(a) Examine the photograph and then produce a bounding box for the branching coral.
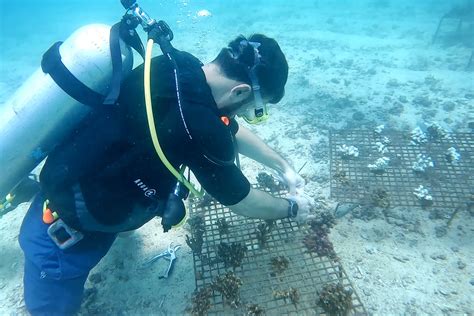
[186,235,203,257]
[317,283,353,316]
[256,172,282,191]
[303,231,336,259]
[190,286,213,316]
[426,122,449,140]
[413,185,433,206]
[308,212,336,234]
[368,157,390,174]
[333,170,350,185]
[273,287,299,307]
[196,193,214,208]
[370,188,390,208]
[254,221,274,248]
[336,145,359,159]
[445,147,461,164]
[217,242,247,269]
[246,304,265,315]
[216,218,230,235]
[212,271,243,308]
[412,154,434,173]
[410,127,428,144]
[188,215,205,235]
[270,256,289,275]
[304,212,337,259]
[186,215,206,257]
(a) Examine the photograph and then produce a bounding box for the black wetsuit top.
[40,50,250,229]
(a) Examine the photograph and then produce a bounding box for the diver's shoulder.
[174,50,204,67]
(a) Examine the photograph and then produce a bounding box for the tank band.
[41,41,107,107]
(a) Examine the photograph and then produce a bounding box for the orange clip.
[43,208,56,224]
[220,116,230,126]
[42,200,58,224]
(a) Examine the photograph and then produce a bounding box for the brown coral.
[370,188,390,208]
[247,304,265,315]
[270,256,289,275]
[303,232,336,259]
[186,215,206,257]
[217,242,247,269]
[273,287,299,307]
[190,286,213,316]
[216,218,231,235]
[317,283,353,316]
[256,172,282,191]
[212,271,243,308]
[304,212,337,258]
[255,221,274,248]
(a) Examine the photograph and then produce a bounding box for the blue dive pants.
[19,193,116,315]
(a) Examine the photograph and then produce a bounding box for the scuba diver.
[15,2,314,315]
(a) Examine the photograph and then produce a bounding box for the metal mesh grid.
[189,186,366,315]
[330,130,474,209]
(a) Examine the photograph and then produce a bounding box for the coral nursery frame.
[330,129,474,210]
[189,186,366,315]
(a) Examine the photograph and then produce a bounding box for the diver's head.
[205,34,288,122]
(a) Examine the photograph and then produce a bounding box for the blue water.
[1,1,472,110]
[0,0,473,314]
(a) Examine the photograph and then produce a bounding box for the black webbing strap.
[104,20,147,104]
[103,23,123,105]
[41,41,106,107]
[119,17,145,60]
[41,23,128,107]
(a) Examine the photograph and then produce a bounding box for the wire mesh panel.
[189,186,366,315]
[330,130,474,209]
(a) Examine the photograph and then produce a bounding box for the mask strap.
[228,38,267,121]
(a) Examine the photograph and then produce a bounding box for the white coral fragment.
[368,157,390,173]
[412,154,434,173]
[445,147,460,164]
[337,144,359,158]
[413,185,433,202]
[411,127,427,145]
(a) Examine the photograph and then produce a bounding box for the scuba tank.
[0,24,134,199]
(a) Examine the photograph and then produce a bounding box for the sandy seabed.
[1,1,473,315]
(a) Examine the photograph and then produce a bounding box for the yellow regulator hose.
[143,39,203,197]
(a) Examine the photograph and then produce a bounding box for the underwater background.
[0,0,473,314]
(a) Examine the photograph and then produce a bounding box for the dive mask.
[240,102,269,124]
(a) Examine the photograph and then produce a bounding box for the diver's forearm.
[236,125,291,173]
[229,187,288,220]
